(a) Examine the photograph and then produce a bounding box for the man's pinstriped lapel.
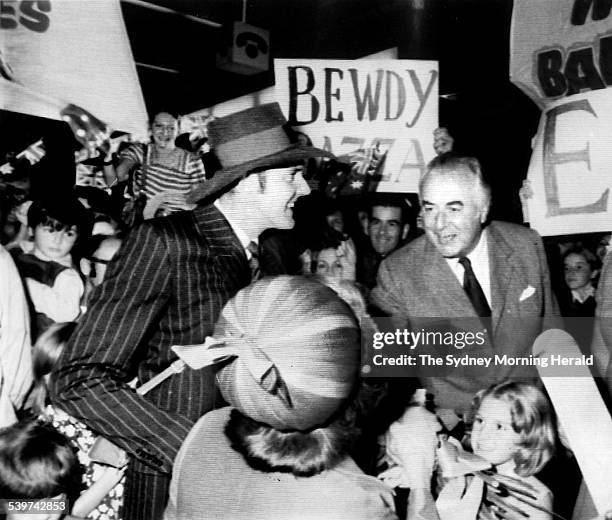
[192,204,245,256]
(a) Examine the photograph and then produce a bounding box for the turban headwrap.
[210,276,360,431]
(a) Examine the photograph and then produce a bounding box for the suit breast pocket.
[516,285,543,316]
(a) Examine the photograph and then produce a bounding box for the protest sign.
[274,59,438,193]
[526,89,612,235]
[511,0,612,235]
[0,0,148,139]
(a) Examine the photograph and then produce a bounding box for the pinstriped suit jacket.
[50,204,251,475]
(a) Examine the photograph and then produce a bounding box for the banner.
[184,50,439,194]
[511,0,612,235]
[526,89,612,235]
[0,0,148,139]
[274,59,438,193]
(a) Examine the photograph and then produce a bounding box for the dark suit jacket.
[370,220,560,414]
[51,204,250,471]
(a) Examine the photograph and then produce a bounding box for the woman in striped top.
[103,112,206,216]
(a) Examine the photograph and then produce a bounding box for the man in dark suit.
[371,153,560,428]
[50,103,333,520]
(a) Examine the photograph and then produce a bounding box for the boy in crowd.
[0,420,81,520]
[13,196,92,338]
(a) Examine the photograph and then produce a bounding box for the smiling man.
[370,153,560,425]
[51,103,333,520]
[357,193,413,290]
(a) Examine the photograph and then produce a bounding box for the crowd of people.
[0,102,611,520]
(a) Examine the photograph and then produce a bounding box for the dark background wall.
[1,0,540,221]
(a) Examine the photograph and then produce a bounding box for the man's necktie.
[247,241,262,281]
[458,256,491,317]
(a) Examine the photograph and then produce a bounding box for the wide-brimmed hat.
[187,103,334,203]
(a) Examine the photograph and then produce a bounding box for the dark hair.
[27,196,93,241]
[365,193,412,226]
[224,409,358,477]
[562,245,600,272]
[0,419,81,500]
[149,109,179,123]
[31,322,77,416]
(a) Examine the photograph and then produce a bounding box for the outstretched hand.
[379,406,442,489]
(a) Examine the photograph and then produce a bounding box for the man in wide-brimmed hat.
[51,103,334,520]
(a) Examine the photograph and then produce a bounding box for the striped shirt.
[121,143,206,212]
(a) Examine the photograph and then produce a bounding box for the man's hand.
[143,192,196,219]
[335,239,357,281]
[518,179,533,202]
[481,473,553,520]
[433,127,454,155]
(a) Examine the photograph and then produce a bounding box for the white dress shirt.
[445,229,491,307]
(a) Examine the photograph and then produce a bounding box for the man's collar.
[445,228,487,267]
[192,204,247,255]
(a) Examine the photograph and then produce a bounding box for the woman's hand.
[379,406,442,489]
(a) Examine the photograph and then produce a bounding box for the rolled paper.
[136,359,185,396]
[533,329,612,515]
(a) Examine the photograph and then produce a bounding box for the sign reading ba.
[511,0,612,235]
[275,59,438,193]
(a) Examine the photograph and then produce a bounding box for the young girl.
[32,322,126,520]
[381,381,556,520]
[466,381,555,519]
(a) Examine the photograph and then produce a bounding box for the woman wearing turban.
[164,276,397,520]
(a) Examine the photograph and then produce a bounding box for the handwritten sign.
[274,59,438,193]
[512,0,612,235]
[0,0,147,139]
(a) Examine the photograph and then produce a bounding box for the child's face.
[471,396,521,468]
[33,223,78,261]
[564,253,594,291]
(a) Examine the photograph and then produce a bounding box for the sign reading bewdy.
[274,59,438,193]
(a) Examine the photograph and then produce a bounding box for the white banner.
[274,59,438,193]
[0,0,148,139]
[511,0,612,235]
[511,0,612,108]
[527,90,612,235]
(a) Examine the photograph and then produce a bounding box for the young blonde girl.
[32,322,126,520]
[380,381,557,520]
[465,381,556,519]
